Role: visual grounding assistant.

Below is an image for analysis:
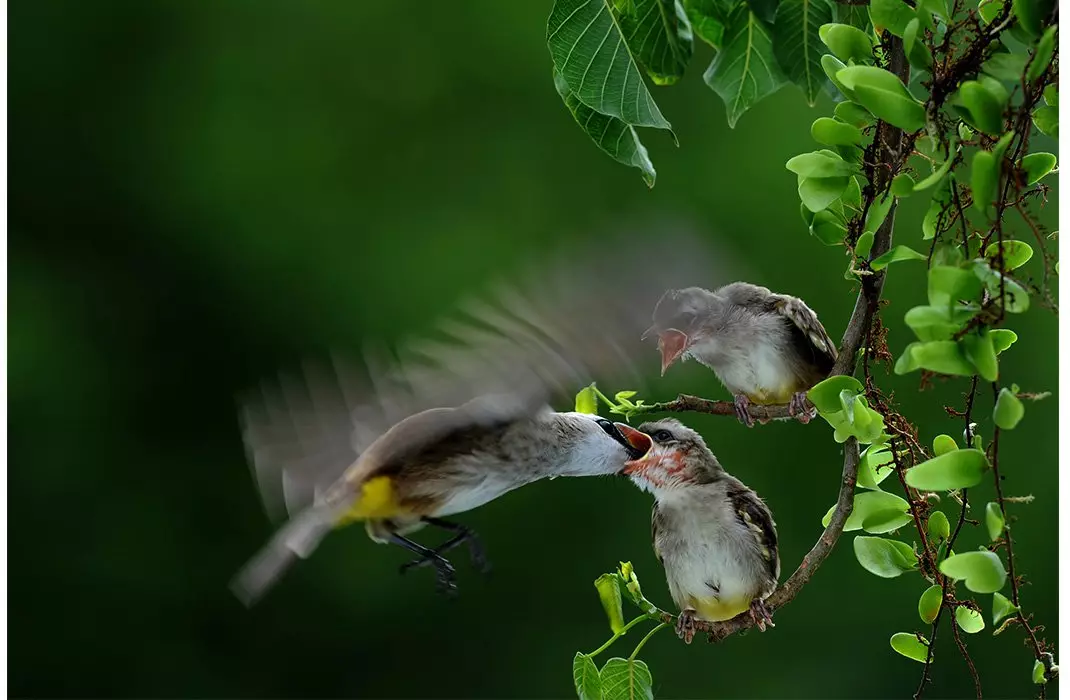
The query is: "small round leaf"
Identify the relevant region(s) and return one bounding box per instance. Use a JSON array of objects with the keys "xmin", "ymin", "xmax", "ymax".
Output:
[
  {"xmin": 919, "ymin": 584, "xmax": 943, "ymax": 624},
  {"xmin": 928, "ymin": 510, "xmax": 951, "ymax": 542},
  {"xmin": 819, "ymin": 23, "xmax": 875, "ymax": 63},
  {"xmin": 992, "ymin": 591, "xmax": 1019, "ymax": 625},
  {"xmin": 990, "ymin": 329, "xmax": 1018, "ymax": 355},
  {"xmin": 807, "ymin": 375, "xmax": 864, "ymax": 413},
  {"xmin": 854, "ymin": 536, "xmax": 917, "ymax": 578},
  {"xmin": 993, "ymin": 387, "xmax": 1025, "ymax": 429},
  {"xmin": 955, "ymin": 606, "xmax": 986, "ymax": 633},
  {"xmin": 890, "ymin": 632, "xmax": 930, "ymax": 663},
  {"xmin": 1019, "ymin": 153, "xmax": 1056, "ymax": 185},
  {"xmin": 984, "ymin": 239, "xmax": 1034, "ymax": 269},
  {"xmin": 812, "ymin": 117, "xmax": 864, "ymax": 146},
  {"xmin": 985, "ymin": 502, "xmax": 1005, "ymax": 542},
  {"xmin": 834, "ymin": 101, "xmax": 875, "ymax": 128},
  {"xmin": 961, "ymin": 331, "xmax": 999, "ymax": 382},
  {"xmin": 933, "ymin": 434, "xmax": 958, "ymax": 456}
]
